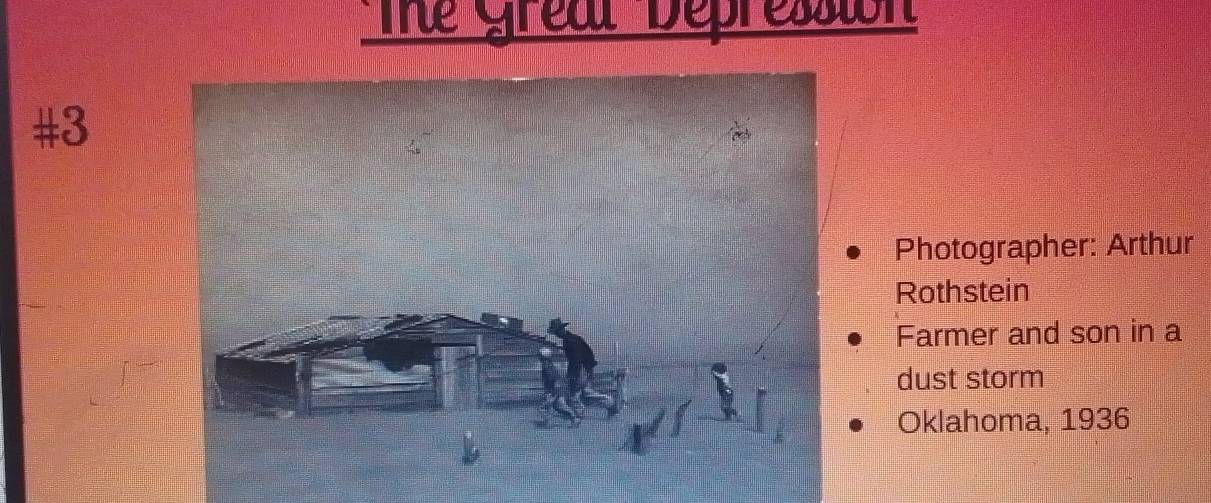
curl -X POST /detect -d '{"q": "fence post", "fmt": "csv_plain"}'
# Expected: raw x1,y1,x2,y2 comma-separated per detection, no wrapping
462,430,481,464
614,367,628,407
295,356,312,417
631,422,645,454
755,387,768,433
671,399,692,437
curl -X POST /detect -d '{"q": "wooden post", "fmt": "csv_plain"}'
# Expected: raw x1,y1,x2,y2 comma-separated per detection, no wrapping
212,385,225,410
692,365,699,391
462,430,481,464
671,399,692,437
615,367,628,407
433,349,446,409
626,407,668,454
630,422,645,454
774,416,786,443
475,334,485,408
438,349,452,412
755,387,768,433
294,356,312,418
645,407,666,437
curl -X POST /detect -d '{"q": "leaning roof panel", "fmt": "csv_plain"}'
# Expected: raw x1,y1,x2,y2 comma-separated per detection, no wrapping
219,314,448,362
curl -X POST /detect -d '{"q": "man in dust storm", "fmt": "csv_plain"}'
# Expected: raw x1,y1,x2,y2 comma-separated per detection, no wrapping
547,318,618,418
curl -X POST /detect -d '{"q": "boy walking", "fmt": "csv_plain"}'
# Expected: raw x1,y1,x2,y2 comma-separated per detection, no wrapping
537,346,580,427
711,362,739,421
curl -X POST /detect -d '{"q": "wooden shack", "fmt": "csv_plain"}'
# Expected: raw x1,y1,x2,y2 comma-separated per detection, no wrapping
214,313,620,416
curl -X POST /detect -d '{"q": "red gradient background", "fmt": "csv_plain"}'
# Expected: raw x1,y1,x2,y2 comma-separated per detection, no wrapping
8,1,1211,501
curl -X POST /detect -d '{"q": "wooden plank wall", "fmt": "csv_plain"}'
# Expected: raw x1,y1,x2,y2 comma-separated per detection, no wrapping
214,355,297,410
309,350,438,412
310,384,437,410
479,331,548,406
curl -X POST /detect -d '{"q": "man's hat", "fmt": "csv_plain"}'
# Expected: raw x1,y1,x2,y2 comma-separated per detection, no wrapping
547,318,570,334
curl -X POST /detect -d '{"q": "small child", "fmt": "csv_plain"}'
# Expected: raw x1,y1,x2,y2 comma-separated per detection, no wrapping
711,362,739,421
538,346,580,427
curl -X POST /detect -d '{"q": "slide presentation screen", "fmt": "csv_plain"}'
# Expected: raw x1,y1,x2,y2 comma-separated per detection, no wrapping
1,1,1207,501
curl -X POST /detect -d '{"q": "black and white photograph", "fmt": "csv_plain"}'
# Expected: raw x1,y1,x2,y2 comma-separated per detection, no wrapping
195,73,820,502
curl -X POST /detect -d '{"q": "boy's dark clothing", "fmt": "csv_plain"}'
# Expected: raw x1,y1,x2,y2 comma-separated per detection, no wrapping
538,356,578,426
712,369,738,420
540,357,562,394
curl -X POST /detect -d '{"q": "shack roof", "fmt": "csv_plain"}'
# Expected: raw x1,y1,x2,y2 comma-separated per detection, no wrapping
219,313,554,363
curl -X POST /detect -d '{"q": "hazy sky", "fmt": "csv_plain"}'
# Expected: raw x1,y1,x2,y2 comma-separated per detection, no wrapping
194,74,817,364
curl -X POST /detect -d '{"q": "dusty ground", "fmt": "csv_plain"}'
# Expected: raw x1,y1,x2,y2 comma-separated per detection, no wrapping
205,363,820,502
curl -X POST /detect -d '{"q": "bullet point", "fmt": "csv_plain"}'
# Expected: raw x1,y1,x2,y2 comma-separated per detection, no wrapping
849,418,863,432
846,245,860,259
847,332,862,346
